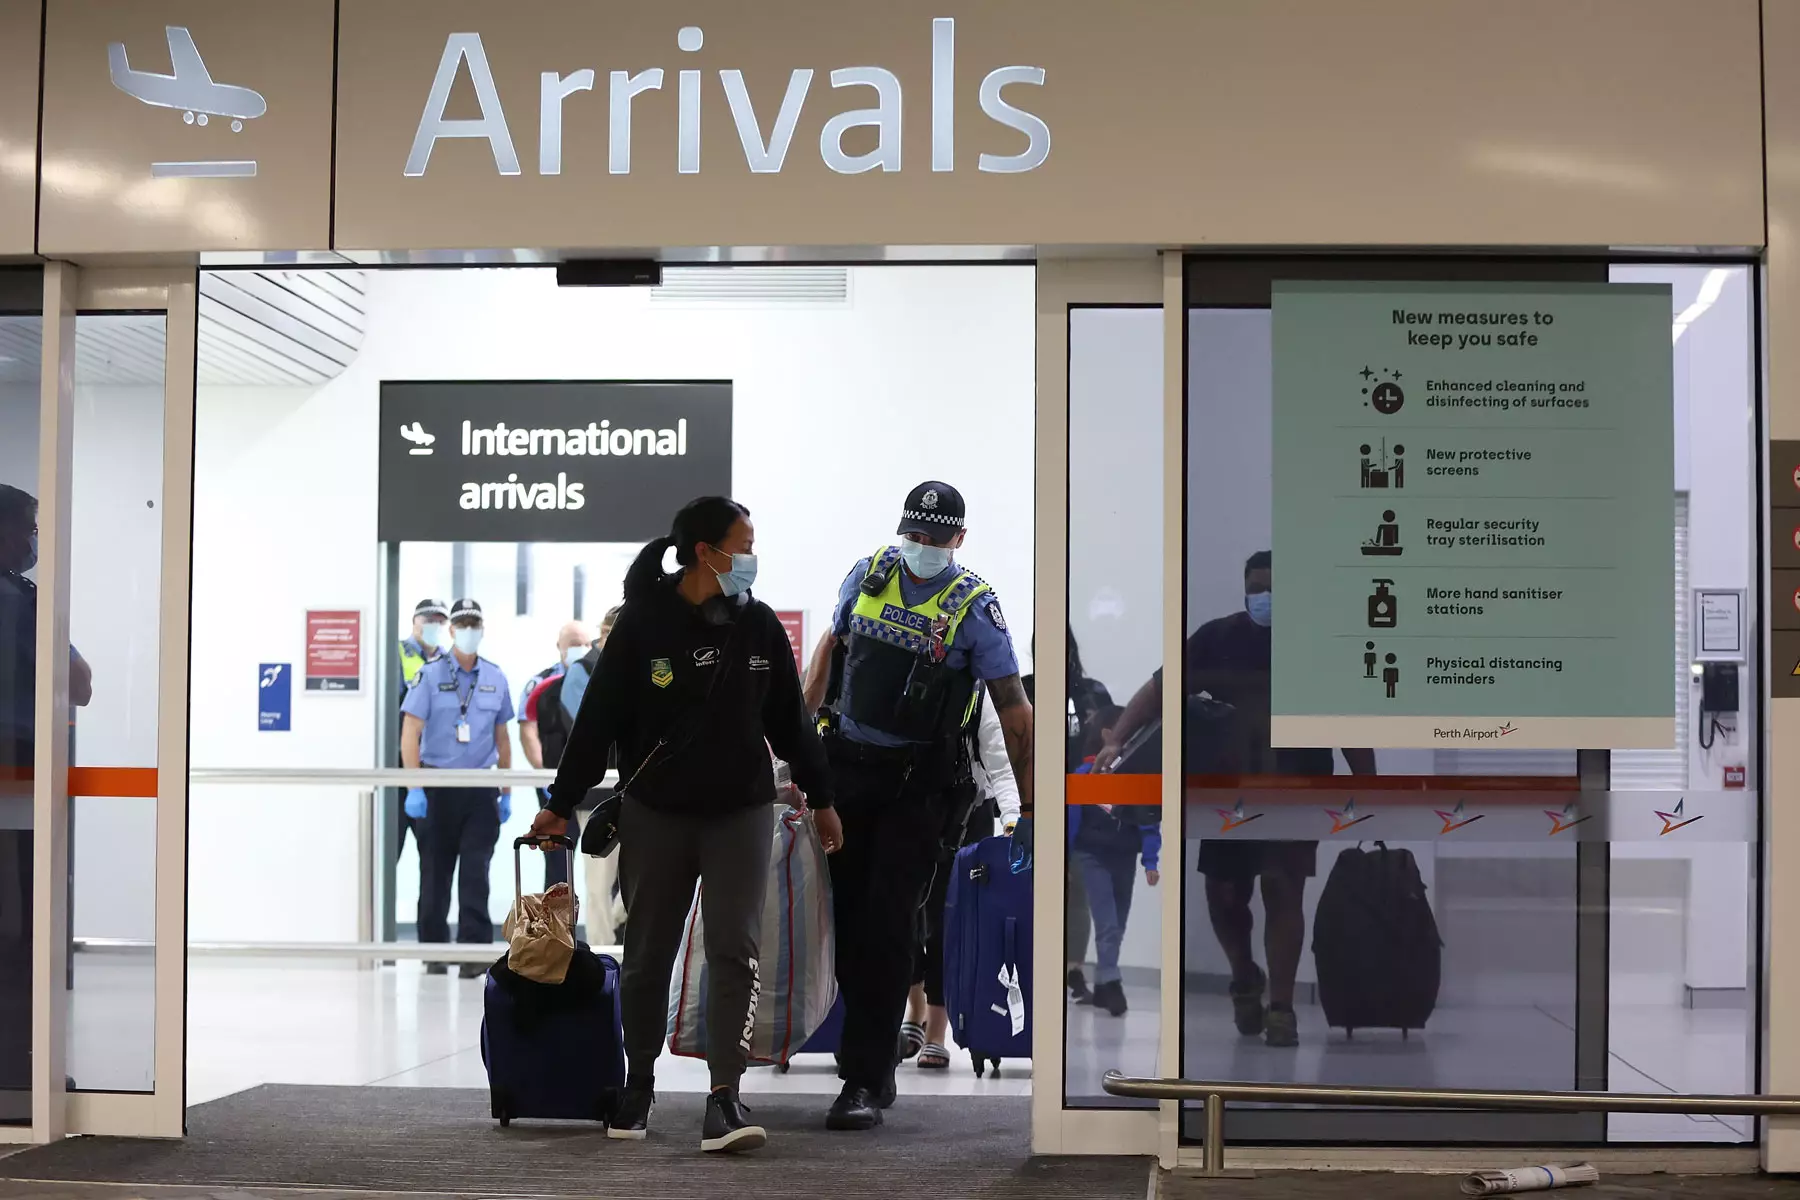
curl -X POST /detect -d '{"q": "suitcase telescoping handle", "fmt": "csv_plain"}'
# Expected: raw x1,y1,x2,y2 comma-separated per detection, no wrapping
513,833,575,901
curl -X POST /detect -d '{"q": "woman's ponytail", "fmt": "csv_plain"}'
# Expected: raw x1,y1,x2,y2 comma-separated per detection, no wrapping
623,535,677,603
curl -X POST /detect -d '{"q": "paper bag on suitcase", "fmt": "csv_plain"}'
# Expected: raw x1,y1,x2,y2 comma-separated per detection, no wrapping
502,853,579,985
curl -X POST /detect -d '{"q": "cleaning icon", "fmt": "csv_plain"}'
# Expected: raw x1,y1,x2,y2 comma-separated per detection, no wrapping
1368,579,1397,628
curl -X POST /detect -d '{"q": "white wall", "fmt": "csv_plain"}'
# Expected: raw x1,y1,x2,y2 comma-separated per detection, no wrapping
188,265,1037,939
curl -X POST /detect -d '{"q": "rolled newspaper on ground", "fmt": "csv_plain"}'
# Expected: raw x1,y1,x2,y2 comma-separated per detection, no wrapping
1461,1163,1600,1196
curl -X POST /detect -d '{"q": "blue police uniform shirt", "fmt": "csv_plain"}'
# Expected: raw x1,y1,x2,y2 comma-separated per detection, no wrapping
831,554,1020,747
401,653,515,769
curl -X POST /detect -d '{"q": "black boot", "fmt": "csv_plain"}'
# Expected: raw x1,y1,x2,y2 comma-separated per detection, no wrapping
1094,979,1129,1017
702,1087,766,1153
826,1084,883,1131
1067,967,1092,1004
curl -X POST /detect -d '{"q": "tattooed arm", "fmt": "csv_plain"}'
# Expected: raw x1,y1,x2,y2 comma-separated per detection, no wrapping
988,673,1034,818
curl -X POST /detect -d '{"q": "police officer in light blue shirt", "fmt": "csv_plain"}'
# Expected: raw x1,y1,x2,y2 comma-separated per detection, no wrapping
400,598,515,978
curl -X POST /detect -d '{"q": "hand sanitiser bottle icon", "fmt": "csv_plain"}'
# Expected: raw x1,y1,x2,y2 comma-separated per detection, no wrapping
1368,579,1397,628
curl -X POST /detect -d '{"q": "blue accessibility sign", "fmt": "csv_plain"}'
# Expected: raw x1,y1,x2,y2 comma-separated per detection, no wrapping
258,663,291,732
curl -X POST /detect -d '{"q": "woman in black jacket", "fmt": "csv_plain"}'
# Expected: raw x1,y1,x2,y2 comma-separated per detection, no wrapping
530,496,838,1154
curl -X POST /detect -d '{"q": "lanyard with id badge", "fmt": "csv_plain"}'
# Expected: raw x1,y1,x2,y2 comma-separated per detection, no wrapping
455,666,479,743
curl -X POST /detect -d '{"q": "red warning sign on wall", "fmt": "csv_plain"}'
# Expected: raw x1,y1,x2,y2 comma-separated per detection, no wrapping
304,610,362,693
774,611,806,675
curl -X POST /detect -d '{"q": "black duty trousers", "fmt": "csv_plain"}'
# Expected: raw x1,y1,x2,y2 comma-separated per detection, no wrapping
826,735,957,1091
417,786,501,945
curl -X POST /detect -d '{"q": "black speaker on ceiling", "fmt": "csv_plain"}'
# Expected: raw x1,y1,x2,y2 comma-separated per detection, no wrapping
556,259,662,287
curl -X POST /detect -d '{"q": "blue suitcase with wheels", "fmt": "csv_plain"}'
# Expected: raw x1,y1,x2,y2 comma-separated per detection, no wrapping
943,835,1033,1077
480,836,626,1126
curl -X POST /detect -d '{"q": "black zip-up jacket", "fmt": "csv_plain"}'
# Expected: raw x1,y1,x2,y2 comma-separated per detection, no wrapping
546,578,833,818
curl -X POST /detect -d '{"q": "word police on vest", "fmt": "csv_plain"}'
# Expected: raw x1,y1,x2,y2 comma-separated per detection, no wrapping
406,18,1049,179
378,381,732,545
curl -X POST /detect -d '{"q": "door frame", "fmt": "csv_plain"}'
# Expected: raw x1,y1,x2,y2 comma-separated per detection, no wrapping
1030,253,1170,1161
30,264,197,1141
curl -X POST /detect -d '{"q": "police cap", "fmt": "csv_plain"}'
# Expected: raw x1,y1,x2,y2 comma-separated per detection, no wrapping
897,481,965,540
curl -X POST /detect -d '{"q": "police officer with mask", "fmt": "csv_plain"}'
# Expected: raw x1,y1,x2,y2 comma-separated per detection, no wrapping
814,482,1034,1131
399,599,450,692
400,598,516,978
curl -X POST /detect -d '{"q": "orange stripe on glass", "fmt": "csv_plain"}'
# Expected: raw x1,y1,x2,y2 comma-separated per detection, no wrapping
1067,773,1162,806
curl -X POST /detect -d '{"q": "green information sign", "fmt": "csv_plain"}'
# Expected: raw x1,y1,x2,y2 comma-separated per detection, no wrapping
1270,281,1674,750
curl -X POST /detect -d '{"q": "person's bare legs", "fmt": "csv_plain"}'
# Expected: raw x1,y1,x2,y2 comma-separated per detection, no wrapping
1204,875,1258,984
906,982,928,1027
1259,867,1306,1047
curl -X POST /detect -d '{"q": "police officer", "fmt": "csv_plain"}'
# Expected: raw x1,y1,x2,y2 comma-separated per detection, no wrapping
400,598,516,978
398,598,450,692
395,599,450,863
817,482,1034,1131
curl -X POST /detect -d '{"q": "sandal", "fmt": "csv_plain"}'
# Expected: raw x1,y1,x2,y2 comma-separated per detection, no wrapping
917,1042,950,1070
898,1021,926,1061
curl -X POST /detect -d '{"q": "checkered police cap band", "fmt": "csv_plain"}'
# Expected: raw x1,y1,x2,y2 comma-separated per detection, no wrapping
901,508,964,527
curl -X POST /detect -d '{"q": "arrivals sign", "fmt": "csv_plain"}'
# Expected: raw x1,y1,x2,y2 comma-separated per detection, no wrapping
1270,281,1675,749
377,380,733,544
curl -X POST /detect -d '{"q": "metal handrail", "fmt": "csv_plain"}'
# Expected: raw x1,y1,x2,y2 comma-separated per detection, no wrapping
189,767,584,788
1102,1073,1800,1176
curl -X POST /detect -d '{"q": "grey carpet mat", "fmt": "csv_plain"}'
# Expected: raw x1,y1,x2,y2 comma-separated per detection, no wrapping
0,1084,1146,1199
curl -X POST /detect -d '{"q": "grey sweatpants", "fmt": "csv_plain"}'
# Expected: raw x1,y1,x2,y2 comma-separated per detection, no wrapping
618,796,772,1089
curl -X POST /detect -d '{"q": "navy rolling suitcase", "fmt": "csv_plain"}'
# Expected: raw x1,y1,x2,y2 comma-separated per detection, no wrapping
943,835,1032,1077
480,836,626,1127
776,995,844,1071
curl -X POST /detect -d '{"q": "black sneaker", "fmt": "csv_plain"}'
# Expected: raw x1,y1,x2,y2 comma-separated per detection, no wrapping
1093,979,1129,1017
425,962,448,976
825,1084,883,1131
702,1087,766,1154
608,1085,654,1140
1067,967,1092,1004
1264,1006,1299,1049
459,963,487,981
1229,967,1267,1036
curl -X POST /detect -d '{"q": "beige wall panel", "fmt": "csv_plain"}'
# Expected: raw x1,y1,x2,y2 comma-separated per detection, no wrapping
0,2,41,256
1765,0,1800,1174
39,0,334,255
335,0,1762,253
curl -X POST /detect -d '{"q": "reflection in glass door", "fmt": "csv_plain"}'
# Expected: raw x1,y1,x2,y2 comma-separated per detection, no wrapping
1176,258,1759,1146
0,268,46,1132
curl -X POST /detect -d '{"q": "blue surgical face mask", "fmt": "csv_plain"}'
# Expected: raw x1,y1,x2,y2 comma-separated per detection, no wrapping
452,626,484,655
899,539,953,578
563,645,586,668
419,621,448,650
708,547,758,598
1245,591,1273,627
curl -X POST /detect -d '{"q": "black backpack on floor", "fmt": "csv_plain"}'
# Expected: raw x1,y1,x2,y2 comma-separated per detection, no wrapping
1310,843,1442,1037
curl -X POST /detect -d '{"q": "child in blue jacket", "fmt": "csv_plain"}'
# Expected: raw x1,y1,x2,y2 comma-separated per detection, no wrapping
1069,707,1161,1017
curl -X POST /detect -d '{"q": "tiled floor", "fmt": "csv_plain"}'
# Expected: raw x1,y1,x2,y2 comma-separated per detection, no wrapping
58,957,1753,1146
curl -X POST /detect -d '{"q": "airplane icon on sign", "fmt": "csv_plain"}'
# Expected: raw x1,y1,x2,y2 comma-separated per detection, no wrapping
400,423,436,455
108,26,266,179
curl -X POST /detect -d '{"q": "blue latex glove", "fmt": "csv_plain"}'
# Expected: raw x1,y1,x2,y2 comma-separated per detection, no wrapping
1008,814,1034,874
497,790,513,823
404,788,428,820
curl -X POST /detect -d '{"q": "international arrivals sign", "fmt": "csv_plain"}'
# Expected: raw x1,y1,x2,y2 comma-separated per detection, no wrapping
377,380,733,544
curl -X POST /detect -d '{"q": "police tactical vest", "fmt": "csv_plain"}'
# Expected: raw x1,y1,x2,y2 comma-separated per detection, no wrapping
841,545,990,743
399,640,428,688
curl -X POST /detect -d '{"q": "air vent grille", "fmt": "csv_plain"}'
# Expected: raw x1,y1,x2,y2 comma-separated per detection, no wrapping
650,266,849,307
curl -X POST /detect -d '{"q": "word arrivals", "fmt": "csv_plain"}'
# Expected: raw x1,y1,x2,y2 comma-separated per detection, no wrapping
460,473,586,511
406,18,1050,179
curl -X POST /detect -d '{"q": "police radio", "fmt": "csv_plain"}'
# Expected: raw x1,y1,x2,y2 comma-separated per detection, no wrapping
860,561,895,596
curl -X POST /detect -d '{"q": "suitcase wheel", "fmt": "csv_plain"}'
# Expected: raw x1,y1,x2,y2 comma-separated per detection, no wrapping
777,1062,791,1074
491,1088,513,1128
498,1114,511,1128
971,1053,986,1078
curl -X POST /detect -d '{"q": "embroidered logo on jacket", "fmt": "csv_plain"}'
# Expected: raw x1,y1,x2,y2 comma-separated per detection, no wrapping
650,658,674,688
